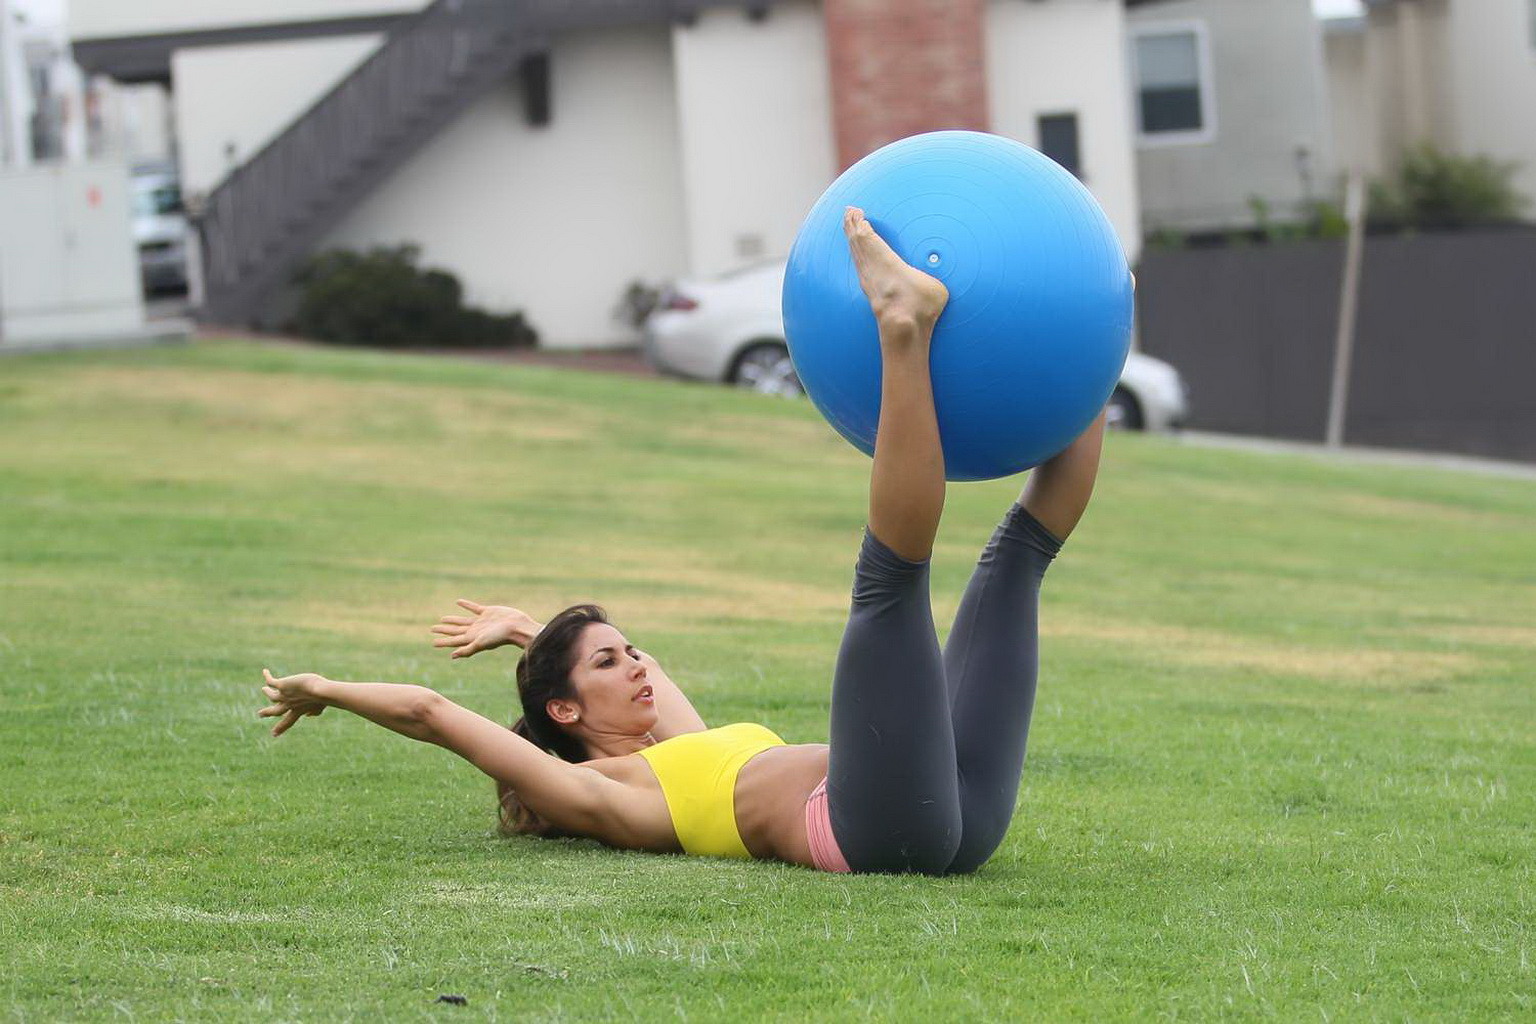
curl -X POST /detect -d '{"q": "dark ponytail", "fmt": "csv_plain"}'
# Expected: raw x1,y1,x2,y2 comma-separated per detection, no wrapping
496,604,609,838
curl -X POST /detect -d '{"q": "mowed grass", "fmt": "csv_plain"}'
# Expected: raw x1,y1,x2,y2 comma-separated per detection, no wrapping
1,339,1532,1022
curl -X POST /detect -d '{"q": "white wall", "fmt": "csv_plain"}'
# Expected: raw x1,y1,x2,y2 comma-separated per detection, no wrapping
1353,1,1467,172
1443,0,1536,211
172,34,383,197
1,0,33,167
1322,24,1383,177
1130,0,1337,232
89,80,176,164
70,0,422,41
0,160,145,344
986,0,1141,263
321,24,690,348
670,2,836,278
1336,0,1535,209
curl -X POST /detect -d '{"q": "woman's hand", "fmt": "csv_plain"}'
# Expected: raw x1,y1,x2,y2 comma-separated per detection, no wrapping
430,600,543,659
259,668,329,737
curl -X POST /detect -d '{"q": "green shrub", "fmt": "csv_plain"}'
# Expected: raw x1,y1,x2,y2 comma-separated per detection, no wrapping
1369,144,1528,229
614,279,661,331
290,245,538,348
1144,226,1187,251
1306,199,1350,240
1249,196,1303,243
1147,198,1348,250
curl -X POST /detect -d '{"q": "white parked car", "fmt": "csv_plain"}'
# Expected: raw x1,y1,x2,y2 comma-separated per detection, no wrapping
130,161,189,295
643,259,1188,431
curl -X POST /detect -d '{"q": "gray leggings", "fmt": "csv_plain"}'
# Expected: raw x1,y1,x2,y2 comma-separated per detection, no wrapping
826,503,1062,875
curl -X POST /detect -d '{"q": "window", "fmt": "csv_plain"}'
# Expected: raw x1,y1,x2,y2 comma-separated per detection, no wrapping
1037,113,1082,179
1132,22,1214,144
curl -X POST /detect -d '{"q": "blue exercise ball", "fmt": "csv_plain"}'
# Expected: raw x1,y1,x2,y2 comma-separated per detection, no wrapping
782,130,1134,481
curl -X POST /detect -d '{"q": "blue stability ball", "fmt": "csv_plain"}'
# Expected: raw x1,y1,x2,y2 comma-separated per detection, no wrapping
782,130,1134,481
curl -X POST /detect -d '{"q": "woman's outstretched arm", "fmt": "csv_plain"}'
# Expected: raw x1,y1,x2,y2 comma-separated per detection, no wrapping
258,670,625,835
258,669,432,740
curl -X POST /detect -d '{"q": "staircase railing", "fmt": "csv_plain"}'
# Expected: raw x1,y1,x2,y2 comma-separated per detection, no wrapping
197,0,530,325
194,0,779,327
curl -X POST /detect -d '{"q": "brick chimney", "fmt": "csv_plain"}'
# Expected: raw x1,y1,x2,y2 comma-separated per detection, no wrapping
823,0,991,171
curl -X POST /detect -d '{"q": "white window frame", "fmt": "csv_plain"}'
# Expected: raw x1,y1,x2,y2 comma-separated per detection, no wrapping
1129,18,1218,148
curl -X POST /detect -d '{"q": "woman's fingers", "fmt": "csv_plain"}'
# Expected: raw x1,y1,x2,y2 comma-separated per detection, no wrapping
430,623,467,636
438,616,474,627
432,635,470,648
258,668,320,733
456,599,486,613
450,641,481,659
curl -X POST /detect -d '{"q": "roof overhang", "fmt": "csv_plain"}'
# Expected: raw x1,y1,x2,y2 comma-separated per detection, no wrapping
71,13,414,85
79,0,1163,87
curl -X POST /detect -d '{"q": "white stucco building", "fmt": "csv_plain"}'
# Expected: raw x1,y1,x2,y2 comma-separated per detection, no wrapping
1324,0,1536,209
67,0,1336,347
65,0,1140,346
1128,0,1337,232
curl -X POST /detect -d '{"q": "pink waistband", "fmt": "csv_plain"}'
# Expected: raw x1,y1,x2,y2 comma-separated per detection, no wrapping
804,776,851,873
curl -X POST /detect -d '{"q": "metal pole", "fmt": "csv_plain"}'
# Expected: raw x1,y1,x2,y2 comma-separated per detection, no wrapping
1326,171,1367,449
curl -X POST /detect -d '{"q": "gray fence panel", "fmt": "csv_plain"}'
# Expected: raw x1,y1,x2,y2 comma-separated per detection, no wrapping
1137,230,1536,463
1135,241,1343,442
1347,232,1536,463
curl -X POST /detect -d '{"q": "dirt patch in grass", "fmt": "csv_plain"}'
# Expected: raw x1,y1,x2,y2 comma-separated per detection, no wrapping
420,881,613,911
1334,492,1527,530
1438,623,1536,649
668,411,851,463
270,546,851,651
47,366,591,443
271,601,430,647
1046,613,1479,685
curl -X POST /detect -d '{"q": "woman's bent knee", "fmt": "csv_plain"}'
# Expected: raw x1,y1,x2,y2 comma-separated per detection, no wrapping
857,848,961,876
941,845,994,876
838,822,961,876
942,807,1012,876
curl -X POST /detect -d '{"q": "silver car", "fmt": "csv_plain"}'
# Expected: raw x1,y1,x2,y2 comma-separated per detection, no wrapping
643,259,1188,431
131,162,189,294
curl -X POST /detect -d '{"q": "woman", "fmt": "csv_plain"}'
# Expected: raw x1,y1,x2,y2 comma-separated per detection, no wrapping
258,207,1107,875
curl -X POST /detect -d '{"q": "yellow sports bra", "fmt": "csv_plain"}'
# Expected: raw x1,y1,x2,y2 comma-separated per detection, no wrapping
635,722,786,859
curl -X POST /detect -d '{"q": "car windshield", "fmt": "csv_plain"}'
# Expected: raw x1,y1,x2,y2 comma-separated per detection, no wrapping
133,183,183,216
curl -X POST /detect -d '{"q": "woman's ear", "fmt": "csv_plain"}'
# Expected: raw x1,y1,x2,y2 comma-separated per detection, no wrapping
546,698,580,725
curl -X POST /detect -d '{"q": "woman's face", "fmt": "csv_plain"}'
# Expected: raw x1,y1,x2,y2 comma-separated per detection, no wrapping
560,622,658,736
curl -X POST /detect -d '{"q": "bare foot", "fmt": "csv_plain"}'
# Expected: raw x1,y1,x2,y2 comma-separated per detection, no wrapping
843,207,949,331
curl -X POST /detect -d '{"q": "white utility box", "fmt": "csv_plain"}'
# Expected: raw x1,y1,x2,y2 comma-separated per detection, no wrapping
0,160,147,346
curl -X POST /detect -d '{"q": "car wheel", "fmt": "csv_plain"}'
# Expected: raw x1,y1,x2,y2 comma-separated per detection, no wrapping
731,342,803,398
1106,386,1144,431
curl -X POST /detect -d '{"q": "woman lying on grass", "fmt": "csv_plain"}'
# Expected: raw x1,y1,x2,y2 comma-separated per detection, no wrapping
258,208,1106,874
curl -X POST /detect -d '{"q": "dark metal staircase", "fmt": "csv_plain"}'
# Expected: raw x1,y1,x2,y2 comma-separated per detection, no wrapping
195,0,782,328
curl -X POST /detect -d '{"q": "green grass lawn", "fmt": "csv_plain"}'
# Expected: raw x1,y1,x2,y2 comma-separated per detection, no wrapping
1,339,1532,1021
